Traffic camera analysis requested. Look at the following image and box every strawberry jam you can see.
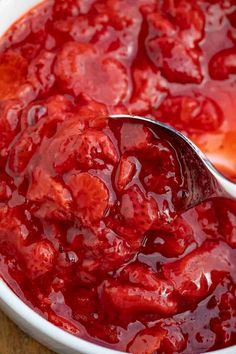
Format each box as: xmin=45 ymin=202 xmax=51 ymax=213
xmin=0 ymin=1 xmax=236 ymax=353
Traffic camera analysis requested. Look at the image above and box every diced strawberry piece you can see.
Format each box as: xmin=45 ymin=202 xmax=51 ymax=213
xmin=215 ymin=199 xmax=236 ymax=248
xmin=129 ymin=63 xmax=167 ymax=115
xmin=147 ymin=37 xmax=203 ymax=84
xmin=67 ymin=172 xmax=109 ymax=224
xmin=46 ymin=94 xmax=74 ymax=117
xmin=155 ymin=95 xmax=223 ymax=133
xmin=209 ymin=48 xmax=236 ymax=80
xmin=21 ymin=95 xmax=74 ymax=129
xmin=127 ymin=322 xmax=186 ymax=354
xmin=174 ymin=1 xmax=205 ymax=45
xmin=53 ymin=0 xmax=94 ymax=18
xmin=27 ymin=167 xmax=72 ymax=221
xmin=100 ymin=277 xmax=178 ymax=316
xmin=119 ymin=263 xmax=168 ymax=290
xmin=76 ymin=130 xmax=118 ymax=167
xmin=96 ymin=57 xmax=129 ymax=105
xmin=0 ymin=51 xmax=27 ymax=99
xmin=28 ymin=50 xmax=56 ymax=96
xmin=22 ymin=240 xmax=56 ymax=279
xmin=0 ymin=206 xmax=27 ymax=256
xmin=0 ymin=181 xmax=11 ymax=201
xmin=145 ymin=216 xmax=194 ymax=257
xmin=120 ymin=185 xmax=158 ymax=233
xmin=195 ymin=201 xmax=220 ymax=238
xmin=147 ymin=11 xmax=176 ymax=37
xmin=0 ymin=100 xmax=22 ymax=154
xmin=119 ymin=122 xmax=152 ymax=153
xmin=163 ymin=241 xmax=236 ymax=302
xmin=76 ymin=97 xmax=108 ymax=129
xmin=75 ymin=227 xmax=133 ymax=283
xmin=54 ymin=127 xmax=118 ymax=173
xmin=55 ymin=42 xmax=129 ymax=104
xmin=127 ymin=325 xmax=167 ymax=354
xmin=48 ymin=311 xmax=81 ymax=336
xmin=8 ymin=134 xmax=36 ymax=174
xmin=115 ymin=156 xmax=136 ymax=192
xmin=54 ymin=42 xmax=97 ymax=93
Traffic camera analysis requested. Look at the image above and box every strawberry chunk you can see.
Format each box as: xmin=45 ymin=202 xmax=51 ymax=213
xmin=28 ymin=50 xmax=56 ymax=96
xmin=155 ymin=95 xmax=223 ymax=133
xmin=27 ymin=167 xmax=72 ymax=221
xmin=67 ymin=172 xmax=109 ymax=224
xmin=209 ymin=48 xmax=236 ymax=80
xmin=163 ymin=241 xmax=236 ymax=303
xmin=74 ymin=227 xmax=133 ymax=283
xmin=145 ymin=216 xmax=194 ymax=257
xmin=0 ymin=206 xmax=28 ymax=256
xmin=75 ymin=130 xmax=118 ymax=167
xmin=115 ymin=155 xmax=136 ymax=192
xmin=129 ymin=63 xmax=167 ymax=116
xmin=127 ymin=325 xmax=167 ymax=354
xmin=128 ymin=322 xmax=186 ymax=354
xmin=100 ymin=277 xmax=178 ymax=317
xmin=76 ymin=97 xmax=108 ymax=129
xmin=0 ymin=100 xmax=22 ymax=155
xmin=120 ymin=185 xmax=158 ymax=233
xmin=55 ymin=42 xmax=129 ymax=104
xmin=48 ymin=311 xmax=81 ymax=336
xmin=119 ymin=122 xmax=152 ymax=153
xmin=147 ymin=38 xmax=203 ymax=84
xmin=215 ymin=199 xmax=236 ymax=248
xmin=22 ymin=240 xmax=56 ymax=279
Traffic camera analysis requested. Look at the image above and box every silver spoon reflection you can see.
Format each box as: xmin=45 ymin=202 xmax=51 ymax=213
xmin=110 ymin=114 xmax=236 ymax=212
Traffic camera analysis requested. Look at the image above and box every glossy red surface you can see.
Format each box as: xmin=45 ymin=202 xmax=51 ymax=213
xmin=0 ymin=1 xmax=236 ymax=353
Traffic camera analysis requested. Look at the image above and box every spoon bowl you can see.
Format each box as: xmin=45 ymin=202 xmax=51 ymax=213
xmin=110 ymin=114 xmax=236 ymax=211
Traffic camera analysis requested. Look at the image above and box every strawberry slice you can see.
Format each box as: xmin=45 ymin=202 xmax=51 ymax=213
xmin=0 ymin=206 xmax=26 ymax=256
xmin=55 ymin=41 xmax=129 ymax=104
xmin=28 ymin=50 xmax=56 ymax=96
xmin=215 ymin=199 xmax=236 ymax=248
xmin=115 ymin=155 xmax=137 ymax=192
xmin=147 ymin=37 xmax=203 ymax=84
xmin=75 ymin=227 xmax=133 ymax=283
xmin=100 ymin=277 xmax=178 ymax=316
xmin=76 ymin=96 xmax=108 ymax=129
xmin=155 ymin=95 xmax=223 ymax=133
xmin=120 ymin=185 xmax=158 ymax=233
xmin=27 ymin=167 xmax=72 ymax=221
xmin=75 ymin=129 xmax=118 ymax=168
xmin=163 ymin=241 xmax=236 ymax=303
xmin=48 ymin=311 xmax=81 ymax=336
xmin=119 ymin=122 xmax=152 ymax=153
xmin=54 ymin=128 xmax=118 ymax=173
xmin=0 ymin=99 xmax=22 ymax=154
xmin=128 ymin=322 xmax=186 ymax=354
xmin=22 ymin=240 xmax=56 ymax=279
xmin=67 ymin=172 xmax=109 ymax=224
xmin=145 ymin=216 xmax=194 ymax=257
xmin=209 ymin=48 xmax=236 ymax=80
xmin=127 ymin=325 xmax=167 ymax=354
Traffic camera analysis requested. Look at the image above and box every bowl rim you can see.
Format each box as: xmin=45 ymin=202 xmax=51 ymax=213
xmin=0 ymin=0 xmax=236 ymax=353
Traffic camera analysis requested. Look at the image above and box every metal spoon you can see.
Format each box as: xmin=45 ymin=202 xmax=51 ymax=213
xmin=110 ymin=114 xmax=236 ymax=212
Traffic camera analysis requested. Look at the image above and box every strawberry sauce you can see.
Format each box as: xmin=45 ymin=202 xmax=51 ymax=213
xmin=0 ymin=1 xmax=236 ymax=353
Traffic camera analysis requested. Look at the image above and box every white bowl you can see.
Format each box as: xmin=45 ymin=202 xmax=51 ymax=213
xmin=0 ymin=1 xmax=235 ymax=354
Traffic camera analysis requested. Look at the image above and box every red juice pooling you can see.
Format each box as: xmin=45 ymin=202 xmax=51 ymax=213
xmin=0 ymin=0 xmax=236 ymax=353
